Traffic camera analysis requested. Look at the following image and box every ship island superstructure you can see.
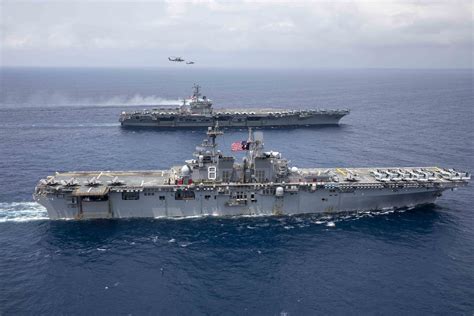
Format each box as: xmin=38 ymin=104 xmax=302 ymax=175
xmin=34 ymin=125 xmax=469 ymax=220
xmin=119 ymin=84 xmax=350 ymax=128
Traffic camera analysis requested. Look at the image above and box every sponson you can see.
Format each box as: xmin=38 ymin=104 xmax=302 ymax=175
xmin=34 ymin=125 xmax=470 ymax=219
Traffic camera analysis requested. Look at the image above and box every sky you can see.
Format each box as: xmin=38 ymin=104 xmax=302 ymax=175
xmin=1 ymin=0 xmax=472 ymax=68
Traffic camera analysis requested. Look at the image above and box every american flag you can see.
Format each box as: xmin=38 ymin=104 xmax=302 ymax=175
xmin=231 ymin=141 xmax=248 ymax=151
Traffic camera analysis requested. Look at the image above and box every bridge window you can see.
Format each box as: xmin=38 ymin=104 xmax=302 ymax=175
xmin=255 ymin=170 xmax=265 ymax=182
xmin=235 ymin=192 xmax=247 ymax=200
xmin=208 ymin=166 xmax=217 ymax=180
xmin=159 ymin=196 xmax=166 ymax=200
xmin=222 ymin=170 xmax=231 ymax=182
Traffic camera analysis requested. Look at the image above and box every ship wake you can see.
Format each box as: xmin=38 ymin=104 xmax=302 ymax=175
xmin=1 ymin=94 xmax=183 ymax=108
xmin=0 ymin=202 xmax=48 ymax=223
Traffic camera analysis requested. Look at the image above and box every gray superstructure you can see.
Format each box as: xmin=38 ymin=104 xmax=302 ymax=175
xmin=119 ymin=84 xmax=349 ymax=128
xmin=34 ymin=125 xmax=469 ymax=220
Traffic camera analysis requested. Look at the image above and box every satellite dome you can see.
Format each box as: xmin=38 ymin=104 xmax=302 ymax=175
xmin=181 ymin=165 xmax=191 ymax=176
xmin=291 ymin=167 xmax=299 ymax=173
xmin=275 ymin=187 xmax=284 ymax=197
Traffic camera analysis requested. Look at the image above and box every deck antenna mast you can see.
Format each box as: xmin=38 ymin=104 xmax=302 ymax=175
xmin=206 ymin=121 xmax=223 ymax=161
xmin=193 ymin=83 xmax=201 ymax=98
xmin=246 ymin=128 xmax=264 ymax=179
xmin=247 ymin=128 xmax=256 ymax=175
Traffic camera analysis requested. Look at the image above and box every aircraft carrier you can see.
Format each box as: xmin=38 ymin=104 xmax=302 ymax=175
xmin=119 ymin=84 xmax=349 ymax=128
xmin=34 ymin=125 xmax=469 ymax=220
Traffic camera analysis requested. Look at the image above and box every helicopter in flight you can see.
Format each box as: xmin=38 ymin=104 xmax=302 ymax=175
xmin=168 ymin=56 xmax=184 ymax=62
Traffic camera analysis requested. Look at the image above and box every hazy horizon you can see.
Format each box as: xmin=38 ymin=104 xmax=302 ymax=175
xmin=1 ymin=0 xmax=472 ymax=69
xmin=1 ymin=65 xmax=473 ymax=70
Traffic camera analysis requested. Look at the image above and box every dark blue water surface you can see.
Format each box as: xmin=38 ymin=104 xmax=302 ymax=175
xmin=0 ymin=67 xmax=473 ymax=315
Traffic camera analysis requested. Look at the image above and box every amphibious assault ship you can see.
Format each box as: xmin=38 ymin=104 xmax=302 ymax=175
xmin=119 ymin=84 xmax=349 ymax=128
xmin=34 ymin=125 xmax=469 ymax=220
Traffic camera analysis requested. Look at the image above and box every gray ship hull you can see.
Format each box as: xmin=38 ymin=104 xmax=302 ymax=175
xmin=35 ymin=185 xmax=443 ymax=220
xmin=34 ymin=167 xmax=464 ymax=220
xmin=119 ymin=112 xmax=347 ymax=128
xmin=119 ymin=84 xmax=349 ymax=128
xmin=33 ymin=126 xmax=469 ymax=220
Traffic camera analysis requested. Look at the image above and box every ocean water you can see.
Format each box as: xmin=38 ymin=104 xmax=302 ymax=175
xmin=0 ymin=67 xmax=473 ymax=314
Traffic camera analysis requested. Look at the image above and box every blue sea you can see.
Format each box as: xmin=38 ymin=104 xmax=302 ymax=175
xmin=0 ymin=67 xmax=473 ymax=315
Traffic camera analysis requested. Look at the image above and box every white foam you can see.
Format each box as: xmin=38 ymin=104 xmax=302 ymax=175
xmin=156 ymin=214 xmax=207 ymax=220
xmin=236 ymin=213 xmax=271 ymax=218
xmin=0 ymin=202 xmax=48 ymax=223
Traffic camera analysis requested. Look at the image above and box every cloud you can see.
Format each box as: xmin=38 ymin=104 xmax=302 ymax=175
xmin=0 ymin=0 xmax=472 ymax=68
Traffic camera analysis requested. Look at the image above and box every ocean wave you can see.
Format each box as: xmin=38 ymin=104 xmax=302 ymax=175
xmin=156 ymin=207 xmax=411 ymax=226
xmin=0 ymin=202 xmax=48 ymax=223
